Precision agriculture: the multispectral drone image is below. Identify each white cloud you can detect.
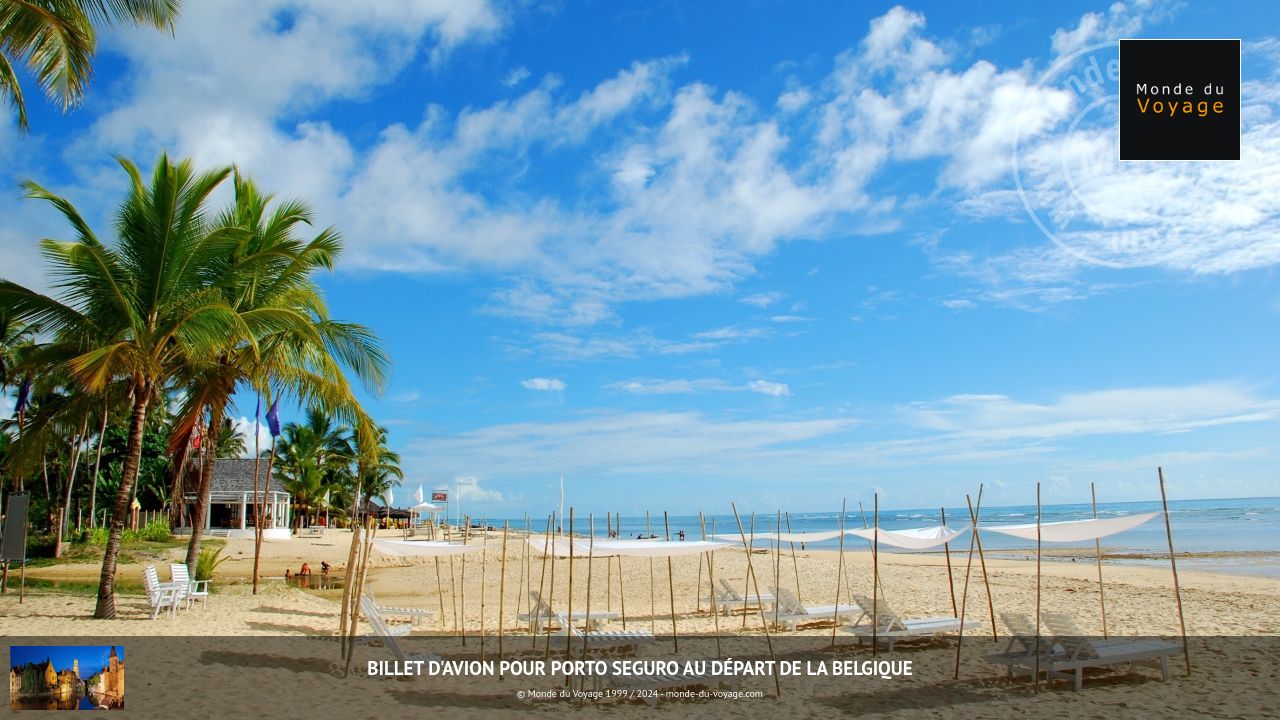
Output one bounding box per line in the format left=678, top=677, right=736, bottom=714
left=746, top=380, right=791, bottom=397
left=521, top=377, right=566, bottom=391
left=739, top=291, right=786, bottom=308
left=230, top=415, right=273, bottom=458
left=503, top=66, right=531, bottom=87
left=1050, top=0, right=1170, bottom=59
left=454, top=475, right=505, bottom=503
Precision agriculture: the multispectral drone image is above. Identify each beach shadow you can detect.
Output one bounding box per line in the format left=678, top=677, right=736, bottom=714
left=252, top=605, right=337, bottom=619
left=199, top=650, right=338, bottom=677
left=246, top=620, right=331, bottom=634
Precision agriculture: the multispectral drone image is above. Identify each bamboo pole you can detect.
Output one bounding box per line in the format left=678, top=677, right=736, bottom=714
left=433, top=554, right=446, bottom=631
left=544, top=511, right=557, bottom=662
left=338, top=513, right=362, bottom=658
left=566, top=508, right=575, bottom=662
left=773, top=510, right=782, bottom=631
left=831, top=499, right=848, bottom=647
left=700, top=512, right=721, bottom=658
left=1159, top=467, right=1192, bottom=676
left=480, top=516, right=488, bottom=660
left=1091, top=482, right=1108, bottom=638
left=606, top=512, right=613, bottom=612
left=583, top=514, right=594, bottom=661
left=954, top=492, right=978, bottom=680
left=646, top=511, right=656, bottom=634
left=871, top=495, right=878, bottom=655
left=730, top=502, right=781, bottom=698
left=857, top=502, right=888, bottom=600
left=941, top=506, right=957, bottom=617
left=784, top=513, right=802, bottom=606
left=663, top=511, right=678, bottom=651
left=343, top=517, right=376, bottom=677
left=499, top=521, right=509, bottom=666
left=1035, top=482, right=1042, bottom=692
left=743, top=512, right=757, bottom=630
left=448, top=554, right=458, bottom=636
left=536, top=514, right=552, bottom=652
left=969, top=485, right=997, bottom=640
left=461, top=515, right=469, bottom=647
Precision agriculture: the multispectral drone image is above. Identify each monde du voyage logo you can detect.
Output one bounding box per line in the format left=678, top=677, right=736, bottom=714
left=1120, top=39, right=1241, bottom=160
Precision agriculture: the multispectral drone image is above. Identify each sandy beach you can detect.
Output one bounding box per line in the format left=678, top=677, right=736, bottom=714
left=4, top=530, right=1278, bottom=718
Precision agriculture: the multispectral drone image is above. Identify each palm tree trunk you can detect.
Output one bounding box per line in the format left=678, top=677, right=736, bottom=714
left=94, top=379, right=152, bottom=619
left=185, top=408, right=222, bottom=569
left=88, top=396, right=108, bottom=528
left=55, top=416, right=90, bottom=557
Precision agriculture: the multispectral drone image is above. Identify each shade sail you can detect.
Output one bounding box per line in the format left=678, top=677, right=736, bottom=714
left=712, top=529, right=848, bottom=544
left=528, top=537, right=730, bottom=558
left=412, top=502, right=443, bottom=512
left=983, top=512, right=1159, bottom=542
left=844, top=524, right=970, bottom=550
left=372, top=539, right=487, bottom=557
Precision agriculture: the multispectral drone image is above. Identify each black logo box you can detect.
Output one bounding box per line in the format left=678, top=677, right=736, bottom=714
left=1119, top=39, right=1241, bottom=161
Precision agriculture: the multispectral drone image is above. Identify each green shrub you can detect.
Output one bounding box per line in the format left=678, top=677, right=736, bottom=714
left=83, top=527, right=110, bottom=545
left=194, top=545, right=228, bottom=582
left=132, top=517, right=172, bottom=542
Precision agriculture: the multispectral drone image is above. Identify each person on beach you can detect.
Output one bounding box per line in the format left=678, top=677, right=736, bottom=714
left=321, top=561, right=331, bottom=575
left=678, top=530, right=686, bottom=541
left=299, top=563, right=312, bottom=576
left=285, top=569, right=291, bottom=581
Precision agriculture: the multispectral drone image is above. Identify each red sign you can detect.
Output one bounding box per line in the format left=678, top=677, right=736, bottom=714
left=431, top=492, right=447, bottom=502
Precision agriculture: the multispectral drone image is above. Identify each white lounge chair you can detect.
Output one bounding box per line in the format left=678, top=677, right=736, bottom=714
left=710, top=578, right=775, bottom=616
left=169, top=562, right=210, bottom=610
left=845, top=593, right=980, bottom=650
left=519, top=591, right=618, bottom=633
left=359, top=595, right=439, bottom=665
left=549, top=611, right=655, bottom=652
left=769, top=586, right=860, bottom=631
left=1027, top=613, right=1182, bottom=690
left=366, top=591, right=432, bottom=626
left=985, top=612, right=1065, bottom=671
left=142, top=565, right=182, bottom=619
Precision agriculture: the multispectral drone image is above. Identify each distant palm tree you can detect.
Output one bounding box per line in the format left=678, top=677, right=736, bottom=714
left=274, top=407, right=354, bottom=528
left=0, top=0, right=179, bottom=130
left=214, top=416, right=245, bottom=458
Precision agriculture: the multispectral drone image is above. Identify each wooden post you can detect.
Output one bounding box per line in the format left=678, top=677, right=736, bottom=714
left=773, top=510, right=782, bottom=630
left=537, top=514, right=552, bottom=652
left=743, top=513, right=757, bottom=630
left=607, top=512, right=614, bottom=612
left=954, top=491, right=978, bottom=680
left=1091, top=482, right=1108, bottom=638
left=461, top=515, right=469, bottom=647
left=647, top=511, right=656, bottom=634
left=1035, top=482, right=1042, bottom=692
left=700, top=512, right=721, bottom=658
left=566, top=507, right=575, bottom=662
left=480, top=516, right=488, bottom=660
left=871, top=494, right=878, bottom=655
left=583, top=514, right=594, bottom=661
left=731, top=502, right=781, bottom=698
left=831, top=499, right=848, bottom=647
left=499, top=521, right=509, bottom=666
left=968, top=486, right=997, bottom=640
left=941, top=506, right=957, bottom=617
left=785, top=512, right=802, bottom=606
left=1159, top=467, right=1192, bottom=676
left=663, top=511, right=678, bottom=650
left=544, top=512, right=556, bottom=662
left=433, top=554, right=446, bottom=631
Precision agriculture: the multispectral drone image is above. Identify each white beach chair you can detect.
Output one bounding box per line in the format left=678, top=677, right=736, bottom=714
left=365, top=590, right=432, bottom=626
left=769, top=586, right=860, bottom=630
left=169, top=562, right=210, bottom=609
left=1029, top=613, right=1182, bottom=690
left=711, top=578, right=775, bottom=616
left=549, top=611, right=655, bottom=652
left=359, top=595, right=440, bottom=665
left=142, top=565, right=182, bottom=619
left=845, top=593, right=980, bottom=650
left=984, top=612, right=1067, bottom=673
left=519, top=591, right=618, bottom=633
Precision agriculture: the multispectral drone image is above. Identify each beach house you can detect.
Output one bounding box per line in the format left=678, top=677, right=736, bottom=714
left=176, top=458, right=292, bottom=539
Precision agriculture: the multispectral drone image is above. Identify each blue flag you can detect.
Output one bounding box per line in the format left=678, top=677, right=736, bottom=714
left=266, top=399, right=281, bottom=438
left=14, top=376, right=31, bottom=415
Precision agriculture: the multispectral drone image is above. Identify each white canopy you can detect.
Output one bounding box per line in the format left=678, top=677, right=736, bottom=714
left=529, top=537, right=730, bottom=558
left=844, top=524, right=970, bottom=550
left=983, top=512, right=1159, bottom=543
left=372, top=539, right=486, bottom=557
left=712, top=529, right=848, bottom=544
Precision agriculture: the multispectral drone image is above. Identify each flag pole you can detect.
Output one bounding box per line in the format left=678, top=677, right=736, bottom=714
left=1159, top=467, right=1191, bottom=676
left=1091, top=482, right=1108, bottom=638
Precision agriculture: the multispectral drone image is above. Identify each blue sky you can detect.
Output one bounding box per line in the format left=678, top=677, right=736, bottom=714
left=2, top=1, right=1278, bottom=515
left=9, top=645, right=120, bottom=677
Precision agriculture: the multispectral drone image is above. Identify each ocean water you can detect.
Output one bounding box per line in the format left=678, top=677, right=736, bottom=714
left=493, top=497, right=1280, bottom=577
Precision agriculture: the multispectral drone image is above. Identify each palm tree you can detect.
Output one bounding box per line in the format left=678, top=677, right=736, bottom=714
left=273, top=407, right=354, bottom=528
left=0, top=153, right=245, bottom=618
left=172, top=172, right=388, bottom=570
left=0, top=0, right=179, bottom=131
left=213, top=416, right=244, bottom=458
